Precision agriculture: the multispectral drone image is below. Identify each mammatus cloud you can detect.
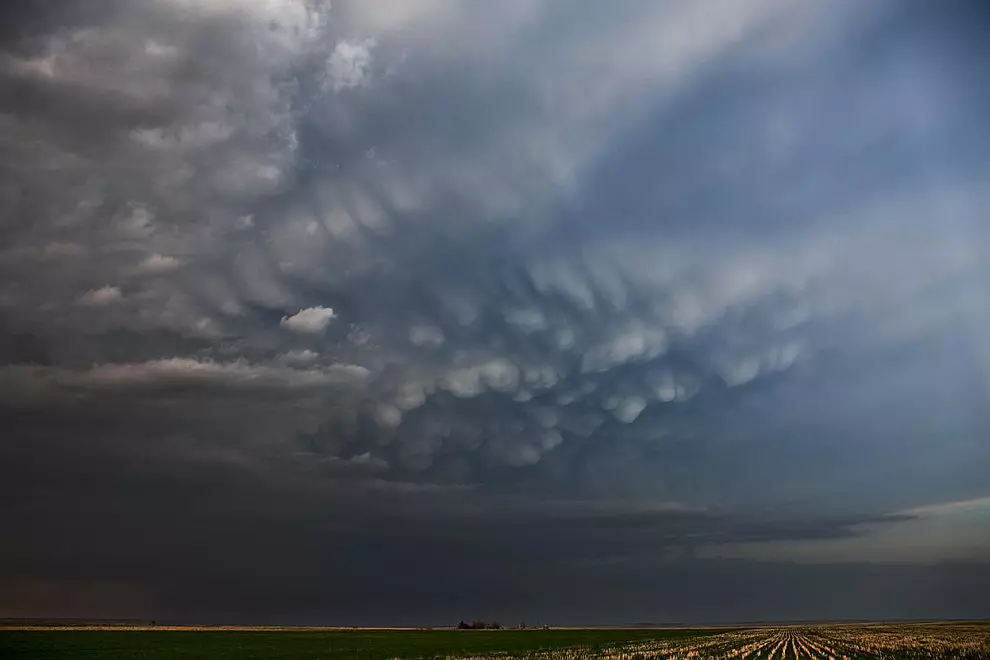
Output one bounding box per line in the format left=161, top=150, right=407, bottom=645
left=1, top=0, right=986, bottom=497
left=280, top=306, right=338, bottom=333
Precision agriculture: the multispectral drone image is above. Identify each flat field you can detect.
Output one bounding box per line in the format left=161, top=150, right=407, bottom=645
left=1, top=622, right=987, bottom=659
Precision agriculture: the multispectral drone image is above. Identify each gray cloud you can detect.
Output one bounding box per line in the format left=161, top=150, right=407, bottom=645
left=2, top=0, right=990, bottom=623
left=77, top=285, right=123, bottom=307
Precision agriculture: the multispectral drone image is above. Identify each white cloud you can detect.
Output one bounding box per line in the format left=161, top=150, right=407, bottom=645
left=653, top=372, right=677, bottom=403
left=612, top=397, right=648, bottom=424
left=326, top=38, right=375, bottom=91
left=78, top=286, right=123, bottom=306
left=718, top=357, right=762, bottom=388
left=278, top=349, right=319, bottom=367
left=478, top=358, right=520, bottom=392
left=281, top=306, right=337, bottom=333
left=138, top=253, right=181, bottom=273
left=394, top=382, right=429, bottom=410
left=120, top=206, right=155, bottom=237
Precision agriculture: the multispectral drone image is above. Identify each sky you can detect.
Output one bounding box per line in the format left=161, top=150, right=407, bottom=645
left=1, top=0, right=989, bottom=626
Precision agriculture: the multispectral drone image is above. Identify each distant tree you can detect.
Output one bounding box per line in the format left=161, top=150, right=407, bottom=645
left=457, top=620, right=470, bottom=630
left=488, top=621, right=501, bottom=630
left=471, top=619, right=486, bottom=630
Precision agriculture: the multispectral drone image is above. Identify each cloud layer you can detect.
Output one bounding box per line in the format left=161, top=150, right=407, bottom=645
left=2, top=0, right=990, bottom=623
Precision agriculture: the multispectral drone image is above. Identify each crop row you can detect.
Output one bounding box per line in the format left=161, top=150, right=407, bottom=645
left=446, top=623, right=990, bottom=659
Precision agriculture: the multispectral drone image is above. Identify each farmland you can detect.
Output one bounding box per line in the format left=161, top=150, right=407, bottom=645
left=1, top=622, right=987, bottom=659
left=528, top=623, right=990, bottom=659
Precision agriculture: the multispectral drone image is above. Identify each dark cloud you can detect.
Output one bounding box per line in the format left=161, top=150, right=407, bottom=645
left=2, top=0, right=990, bottom=622
left=5, top=404, right=976, bottom=624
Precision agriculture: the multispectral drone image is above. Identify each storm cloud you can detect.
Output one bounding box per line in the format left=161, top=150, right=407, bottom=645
left=2, top=0, right=989, bottom=623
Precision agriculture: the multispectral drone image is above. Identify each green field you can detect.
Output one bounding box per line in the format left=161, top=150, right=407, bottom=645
left=0, top=628, right=723, bottom=660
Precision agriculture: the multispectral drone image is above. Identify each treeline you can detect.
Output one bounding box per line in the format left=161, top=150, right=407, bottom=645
left=457, top=620, right=503, bottom=630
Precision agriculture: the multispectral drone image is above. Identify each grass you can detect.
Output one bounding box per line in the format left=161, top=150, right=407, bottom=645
left=0, top=628, right=727, bottom=660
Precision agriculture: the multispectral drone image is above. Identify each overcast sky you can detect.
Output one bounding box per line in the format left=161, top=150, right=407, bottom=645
left=2, top=0, right=989, bottom=625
